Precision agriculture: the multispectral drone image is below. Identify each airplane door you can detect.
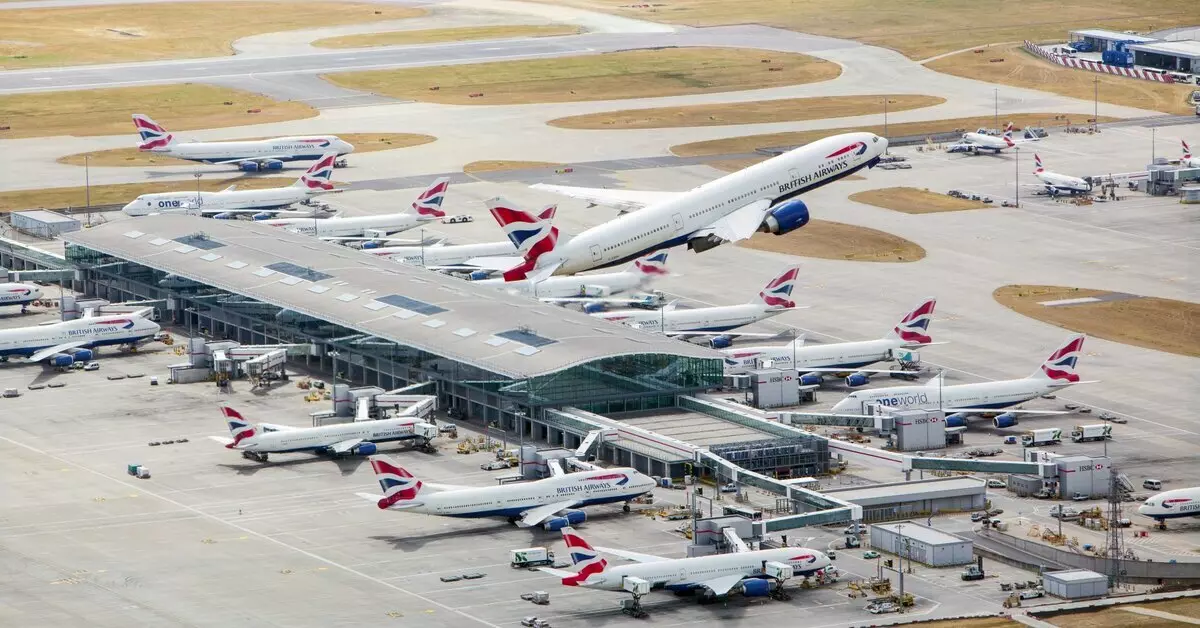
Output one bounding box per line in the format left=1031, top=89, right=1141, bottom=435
left=590, top=244, right=602, bottom=262
left=671, top=213, right=684, bottom=232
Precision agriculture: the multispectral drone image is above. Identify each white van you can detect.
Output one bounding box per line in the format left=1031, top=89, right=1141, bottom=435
left=1143, top=479, right=1162, bottom=491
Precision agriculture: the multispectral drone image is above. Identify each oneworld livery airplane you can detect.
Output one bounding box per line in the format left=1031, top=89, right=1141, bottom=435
left=133, top=114, right=354, bottom=171
left=0, top=315, right=161, bottom=367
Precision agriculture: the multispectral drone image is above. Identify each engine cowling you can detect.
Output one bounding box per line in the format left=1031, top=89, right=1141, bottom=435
left=563, top=509, right=587, bottom=525
left=944, top=413, right=968, bottom=428
left=66, top=348, right=93, bottom=362
left=583, top=303, right=608, bottom=314
left=468, top=270, right=491, bottom=281
left=360, top=241, right=379, bottom=250
left=993, top=413, right=1019, bottom=429
left=799, top=373, right=823, bottom=386
left=212, top=212, right=236, bottom=220
left=263, top=159, right=284, bottom=170
left=49, top=353, right=73, bottom=367
left=352, top=442, right=378, bottom=456
left=845, top=373, right=870, bottom=387
left=252, top=212, right=274, bottom=221
left=741, top=579, right=771, bottom=597
left=759, top=199, right=810, bottom=235
left=239, top=161, right=261, bottom=172
left=708, top=335, right=733, bottom=349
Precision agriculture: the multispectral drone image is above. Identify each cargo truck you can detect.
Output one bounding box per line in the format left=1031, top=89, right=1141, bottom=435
left=1020, top=428, right=1062, bottom=447
left=511, top=547, right=555, bottom=568
left=1071, top=424, right=1112, bottom=443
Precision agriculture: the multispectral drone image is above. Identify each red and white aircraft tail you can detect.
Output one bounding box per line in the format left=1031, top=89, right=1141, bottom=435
left=1183, top=140, right=1192, bottom=160
left=133, top=113, right=176, bottom=151
left=883, top=297, right=936, bottom=345
left=293, top=152, right=338, bottom=190
left=369, top=456, right=425, bottom=509
left=412, top=177, right=449, bottom=218
left=544, top=526, right=609, bottom=586
left=488, top=198, right=560, bottom=281
left=631, top=251, right=669, bottom=277
left=754, top=266, right=800, bottom=310
left=220, top=406, right=256, bottom=449
left=1029, top=334, right=1086, bottom=384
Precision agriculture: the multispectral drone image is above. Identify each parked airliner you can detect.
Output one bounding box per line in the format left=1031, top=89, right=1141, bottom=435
left=211, top=406, right=436, bottom=462
left=264, top=178, right=449, bottom=241
left=365, top=204, right=556, bottom=267
left=477, top=251, right=668, bottom=300
left=1027, top=154, right=1091, bottom=195
left=0, top=315, right=161, bottom=366
left=1182, top=140, right=1200, bottom=168
left=133, top=114, right=353, bottom=171
left=947, top=124, right=1039, bottom=154
left=0, top=283, right=43, bottom=312
left=1138, top=487, right=1200, bottom=525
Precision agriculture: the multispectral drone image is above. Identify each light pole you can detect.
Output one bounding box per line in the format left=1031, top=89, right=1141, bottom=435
left=84, top=154, right=92, bottom=227
left=1014, top=147, right=1020, bottom=208
left=883, top=96, right=889, bottom=147
left=1093, top=76, right=1099, bottom=133
left=1151, top=128, right=1157, bottom=163
left=193, top=172, right=202, bottom=210
left=419, top=227, right=426, bottom=268
left=994, top=88, right=999, bottom=131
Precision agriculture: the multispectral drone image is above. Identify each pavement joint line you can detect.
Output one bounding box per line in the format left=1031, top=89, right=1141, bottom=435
left=0, top=432, right=504, bottom=628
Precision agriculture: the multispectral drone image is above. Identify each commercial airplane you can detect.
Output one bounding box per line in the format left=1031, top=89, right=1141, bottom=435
left=829, top=334, right=1090, bottom=427
left=0, top=315, right=161, bottom=367
left=356, top=455, right=656, bottom=528
left=0, top=283, right=43, bottom=313
left=122, top=153, right=339, bottom=217
left=1026, top=154, right=1091, bottom=195
left=591, top=266, right=800, bottom=344
left=722, top=298, right=937, bottom=387
left=484, top=133, right=885, bottom=281
left=211, top=406, right=437, bottom=462
left=263, top=177, right=449, bottom=241
left=541, top=526, right=832, bottom=598
left=476, top=251, right=669, bottom=300
left=947, top=124, right=1039, bottom=155
left=1182, top=140, right=1200, bottom=168
left=1138, top=487, right=1200, bottom=525
left=133, top=114, right=354, bottom=171
left=365, top=204, right=554, bottom=268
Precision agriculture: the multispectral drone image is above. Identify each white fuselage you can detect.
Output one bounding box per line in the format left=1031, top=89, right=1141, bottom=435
left=958, top=132, right=1012, bottom=151
left=478, top=269, right=644, bottom=299
left=724, top=338, right=901, bottom=374
left=545, top=133, right=884, bottom=275
left=151, top=136, right=353, bottom=164
left=594, top=303, right=780, bottom=334
left=830, top=378, right=1063, bottom=414
left=266, top=214, right=430, bottom=238
left=231, top=417, right=426, bottom=454
left=0, top=283, right=42, bottom=306
left=577, top=548, right=831, bottom=592
left=0, top=317, right=161, bottom=359
left=1138, top=487, right=1200, bottom=520
left=369, top=241, right=516, bottom=266
left=1182, top=156, right=1200, bottom=168
left=124, top=187, right=322, bottom=215
left=1036, top=170, right=1091, bottom=193
left=386, top=469, right=656, bottom=519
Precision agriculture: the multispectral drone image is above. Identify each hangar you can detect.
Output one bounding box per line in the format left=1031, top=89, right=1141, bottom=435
left=1127, top=40, right=1200, bottom=74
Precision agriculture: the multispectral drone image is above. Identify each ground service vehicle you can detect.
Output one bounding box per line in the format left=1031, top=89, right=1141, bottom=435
left=1071, top=424, right=1112, bottom=442
left=987, top=479, right=1007, bottom=488
left=961, top=565, right=985, bottom=581
left=511, top=547, right=555, bottom=568
left=1021, top=428, right=1062, bottom=447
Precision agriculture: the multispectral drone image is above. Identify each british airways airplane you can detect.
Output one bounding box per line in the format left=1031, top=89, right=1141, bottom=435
left=132, top=114, right=354, bottom=172
left=1138, top=487, right=1200, bottom=525
left=0, top=283, right=43, bottom=313
left=0, top=315, right=161, bottom=367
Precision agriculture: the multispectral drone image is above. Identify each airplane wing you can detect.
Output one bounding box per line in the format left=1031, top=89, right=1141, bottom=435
left=594, top=547, right=670, bottom=563
left=209, top=155, right=291, bottom=165
left=328, top=438, right=365, bottom=454
left=463, top=256, right=526, bottom=271
left=944, top=407, right=1068, bottom=415
left=690, top=199, right=771, bottom=244
left=516, top=500, right=579, bottom=527
left=221, top=184, right=238, bottom=193
left=530, top=183, right=679, bottom=212
left=547, top=459, right=565, bottom=477
left=662, top=329, right=806, bottom=340
left=698, top=573, right=747, bottom=597
left=799, top=367, right=919, bottom=374
left=29, top=341, right=89, bottom=363
left=208, top=435, right=234, bottom=446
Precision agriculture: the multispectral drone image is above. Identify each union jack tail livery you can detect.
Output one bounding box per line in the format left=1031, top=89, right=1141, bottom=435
left=132, top=114, right=176, bottom=151
left=632, top=251, right=669, bottom=276
left=487, top=198, right=560, bottom=281
left=559, top=527, right=607, bottom=586
left=885, top=297, right=937, bottom=345
left=370, top=456, right=424, bottom=509
left=1031, top=334, right=1086, bottom=383
left=1033, top=154, right=1045, bottom=173
left=1002, top=131, right=1016, bottom=148
left=412, top=177, right=449, bottom=218
left=755, top=266, right=800, bottom=309
left=294, top=152, right=338, bottom=190
left=221, top=406, right=256, bottom=449
left=1184, top=140, right=1192, bottom=159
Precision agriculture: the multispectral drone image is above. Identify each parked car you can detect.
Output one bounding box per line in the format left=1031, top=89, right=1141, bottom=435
left=720, top=483, right=738, bottom=493
left=867, top=602, right=898, bottom=614
left=987, top=479, right=1007, bottom=489
left=521, top=617, right=550, bottom=628
left=480, top=460, right=511, bottom=471
left=442, top=215, right=474, bottom=224
left=1110, top=415, right=1128, bottom=424
left=987, top=508, right=1004, bottom=517
left=863, top=550, right=880, bottom=559
left=1019, top=588, right=1045, bottom=599
left=1072, top=492, right=1090, bottom=501
left=83, top=361, right=100, bottom=371
left=970, top=512, right=988, bottom=522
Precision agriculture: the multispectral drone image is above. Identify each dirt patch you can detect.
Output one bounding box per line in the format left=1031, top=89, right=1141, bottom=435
left=56, top=133, right=436, bottom=167
left=323, top=47, right=841, bottom=105
left=928, top=45, right=1196, bottom=115
left=740, top=219, right=925, bottom=262
left=670, top=113, right=1118, bottom=157
left=0, top=2, right=421, bottom=69
left=0, top=84, right=315, bottom=140
left=463, top=160, right=562, bottom=174
left=994, top=285, right=1200, bottom=358
left=547, top=95, right=945, bottom=130
left=850, top=187, right=988, bottom=214
left=1045, top=597, right=1200, bottom=627
left=0, top=177, right=346, bottom=213
left=312, top=25, right=581, bottom=48
left=910, top=619, right=1021, bottom=628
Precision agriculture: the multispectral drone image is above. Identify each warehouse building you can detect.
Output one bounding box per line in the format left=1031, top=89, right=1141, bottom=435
left=1068, top=29, right=1156, bottom=52
left=822, top=477, right=986, bottom=523
left=1043, top=569, right=1108, bottom=599
left=11, top=210, right=81, bottom=239
left=869, top=522, right=974, bottom=567
left=1127, top=40, right=1200, bottom=73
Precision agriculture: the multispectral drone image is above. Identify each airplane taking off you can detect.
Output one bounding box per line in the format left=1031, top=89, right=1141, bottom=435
left=476, top=251, right=669, bottom=301
left=830, top=334, right=1091, bottom=427
left=264, top=177, right=450, bottom=241
left=591, top=266, right=801, bottom=344
left=211, top=406, right=437, bottom=462
left=947, top=124, right=1039, bottom=155
left=722, top=298, right=937, bottom=387
left=486, top=133, right=885, bottom=281
left=1138, top=487, right=1200, bottom=525
left=133, top=114, right=354, bottom=171
left=1182, top=140, right=1200, bottom=168
left=540, top=526, right=831, bottom=599
left=0, top=315, right=160, bottom=367
left=1027, top=154, right=1092, bottom=195
left=0, top=283, right=43, bottom=313
left=123, top=153, right=339, bottom=216
left=356, top=456, right=655, bottom=529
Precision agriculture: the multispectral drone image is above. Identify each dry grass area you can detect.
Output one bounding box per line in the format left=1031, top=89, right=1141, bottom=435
left=740, top=219, right=925, bottom=263
left=1046, top=597, right=1200, bottom=627
left=0, top=177, right=330, bottom=213
left=312, top=25, right=581, bottom=49
left=0, top=2, right=422, bottom=69
left=463, top=160, right=562, bottom=174
left=910, top=618, right=1020, bottom=628
left=0, top=84, right=315, bottom=140
left=547, top=95, right=945, bottom=130
left=994, top=285, right=1200, bottom=358
left=56, top=133, right=436, bottom=167
left=928, top=45, right=1197, bottom=115
left=670, top=113, right=1118, bottom=157
left=850, top=187, right=988, bottom=214
left=529, top=0, right=1196, bottom=60
left=323, top=47, right=840, bottom=105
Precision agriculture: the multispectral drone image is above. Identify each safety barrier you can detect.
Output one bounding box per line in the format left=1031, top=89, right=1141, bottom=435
left=1022, top=41, right=1177, bottom=83
left=977, top=529, right=1200, bottom=583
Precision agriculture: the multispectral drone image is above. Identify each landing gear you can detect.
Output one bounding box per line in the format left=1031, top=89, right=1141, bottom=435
left=620, top=593, right=648, bottom=618
left=242, top=451, right=268, bottom=462
left=623, top=503, right=631, bottom=513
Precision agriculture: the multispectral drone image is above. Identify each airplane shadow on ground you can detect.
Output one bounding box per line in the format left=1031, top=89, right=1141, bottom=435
left=217, top=454, right=368, bottom=477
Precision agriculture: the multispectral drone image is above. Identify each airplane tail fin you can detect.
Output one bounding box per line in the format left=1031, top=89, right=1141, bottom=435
left=487, top=198, right=560, bottom=281
left=133, top=114, right=175, bottom=151
left=884, top=297, right=936, bottom=345
left=294, top=152, right=337, bottom=190
left=754, top=266, right=800, bottom=309
left=220, top=406, right=256, bottom=449
left=630, top=251, right=669, bottom=278
left=559, top=526, right=607, bottom=586
left=1033, top=154, right=1045, bottom=174
left=1029, top=334, right=1086, bottom=383
left=369, top=456, right=424, bottom=509
left=412, top=177, right=449, bottom=218
left=1184, top=140, right=1193, bottom=160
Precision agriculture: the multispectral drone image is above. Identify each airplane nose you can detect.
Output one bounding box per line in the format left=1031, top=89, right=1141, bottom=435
left=877, top=136, right=889, bottom=153
left=340, top=140, right=355, bottom=154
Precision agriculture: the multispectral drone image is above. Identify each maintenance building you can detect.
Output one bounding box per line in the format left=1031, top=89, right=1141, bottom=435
left=822, top=477, right=987, bottom=523
left=869, top=522, right=974, bottom=567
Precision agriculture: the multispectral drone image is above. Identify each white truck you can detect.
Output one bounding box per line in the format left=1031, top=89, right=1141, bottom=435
left=511, top=547, right=555, bottom=568
left=1071, top=424, right=1112, bottom=443
left=1021, top=428, right=1062, bottom=447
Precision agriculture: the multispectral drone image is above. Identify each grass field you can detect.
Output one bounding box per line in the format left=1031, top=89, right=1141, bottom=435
left=909, top=619, right=1020, bottom=628
left=994, top=285, right=1200, bottom=358
left=323, top=47, right=841, bottom=105
left=312, top=25, right=581, bottom=49
left=740, top=219, right=925, bottom=263
left=463, top=160, right=562, bottom=174
left=0, top=177, right=338, bottom=213
left=56, top=133, right=436, bottom=167
left=0, top=84, right=316, bottom=140
left=1046, top=597, right=1200, bottom=627
left=547, top=95, right=945, bottom=130
left=928, top=45, right=1197, bottom=115
left=850, top=187, right=988, bottom=214
left=530, top=0, right=1197, bottom=60
left=0, top=2, right=422, bottom=69
left=670, top=113, right=1118, bottom=156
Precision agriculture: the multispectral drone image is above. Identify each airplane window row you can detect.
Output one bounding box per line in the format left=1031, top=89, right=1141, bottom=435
left=603, top=223, right=671, bottom=252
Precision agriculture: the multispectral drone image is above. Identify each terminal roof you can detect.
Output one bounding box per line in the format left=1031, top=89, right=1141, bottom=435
left=64, top=215, right=719, bottom=378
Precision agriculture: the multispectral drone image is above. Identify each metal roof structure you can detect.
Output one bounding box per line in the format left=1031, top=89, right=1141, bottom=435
left=1127, top=40, right=1200, bottom=60
left=871, top=522, right=970, bottom=547
left=1069, top=29, right=1157, bottom=43
left=823, top=477, right=986, bottom=506
left=1044, top=569, right=1107, bottom=583
left=63, top=215, right=719, bottom=378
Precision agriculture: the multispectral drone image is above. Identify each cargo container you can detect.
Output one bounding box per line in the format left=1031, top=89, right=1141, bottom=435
left=1021, top=428, right=1062, bottom=447
left=1070, top=424, right=1112, bottom=443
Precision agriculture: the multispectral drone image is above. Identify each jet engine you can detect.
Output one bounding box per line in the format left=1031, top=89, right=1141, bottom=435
left=845, top=373, right=870, bottom=387
left=49, top=354, right=73, bottom=367
left=799, top=373, right=823, bottom=386
left=583, top=303, right=608, bottom=314
left=741, top=579, right=771, bottom=597
left=708, top=335, right=734, bottom=349
left=211, top=212, right=236, bottom=220
left=944, top=413, right=968, bottom=428
left=252, top=212, right=274, bottom=221
left=542, top=509, right=587, bottom=531
left=240, top=162, right=260, bottom=172
left=351, top=442, right=378, bottom=456
left=468, top=270, right=491, bottom=281
left=758, top=199, right=810, bottom=235
left=65, top=348, right=93, bottom=362
left=264, top=159, right=284, bottom=170
left=992, top=413, right=1019, bottom=429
